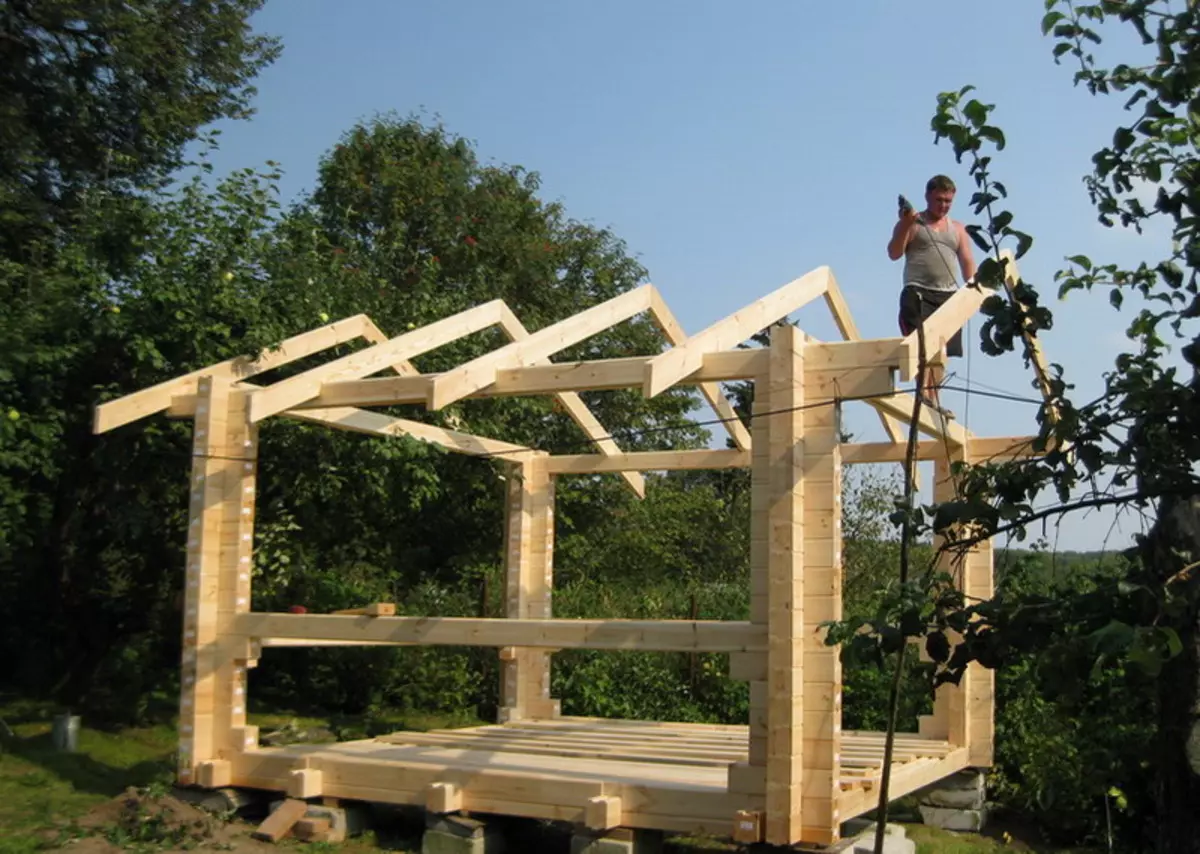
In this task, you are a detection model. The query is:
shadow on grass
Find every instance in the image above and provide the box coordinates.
[6,731,173,799]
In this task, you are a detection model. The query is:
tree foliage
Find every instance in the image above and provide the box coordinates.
[825,3,1200,849]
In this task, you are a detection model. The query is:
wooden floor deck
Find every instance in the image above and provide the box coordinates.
[230,717,969,838]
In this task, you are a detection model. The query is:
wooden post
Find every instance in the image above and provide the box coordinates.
[179,376,258,785]
[499,454,559,721]
[919,447,993,765]
[726,371,772,805]
[748,324,844,846]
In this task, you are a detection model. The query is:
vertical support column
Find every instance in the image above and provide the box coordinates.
[179,376,258,787]
[727,375,772,803]
[799,357,844,846]
[920,448,988,758]
[964,445,995,767]
[762,324,805,845]
[499,453,559,722]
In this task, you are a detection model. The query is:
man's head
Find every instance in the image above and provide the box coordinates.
[924,174,956,220]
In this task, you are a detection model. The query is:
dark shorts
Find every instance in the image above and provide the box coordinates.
[898,286,963,358]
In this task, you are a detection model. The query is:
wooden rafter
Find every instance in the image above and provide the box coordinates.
[93,313,375,434]
[646,289,752,451]
[823,270,906,443]
[286,407,534,459]
[642,266,830,398]
[495,304,645,498]
[426,286,656,410]
[166,350,770,415]
[248,300,510,423]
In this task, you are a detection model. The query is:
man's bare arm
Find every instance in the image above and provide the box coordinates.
[887,212,918,260]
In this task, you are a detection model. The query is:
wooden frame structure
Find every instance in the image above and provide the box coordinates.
[94,254,1042,847]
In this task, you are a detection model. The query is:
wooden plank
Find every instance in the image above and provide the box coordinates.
[647,289,752,450]
[93,314,372,433]
[185,349,772,415]
[238,613,767,652]
[251,797,310,842]
[904,284,989,367]
[822,271,906,443]
[644,266,830,398]
[428,286,655,410]
[496,304,644,497]
[248,300,508,423]
[546,449,750,474]
[867,389,968,446]
[286,407,534,459]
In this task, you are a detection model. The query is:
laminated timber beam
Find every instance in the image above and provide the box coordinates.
[645,290,752,451]
[427,285,656,410]
[544,435,1044,473]
[236,613,766,652]
[93,313,380,434]
[182,339,908,413]
[494,304,644,497]
[823,270,906,443]
[248,300,510,423]
[643,266,831,398]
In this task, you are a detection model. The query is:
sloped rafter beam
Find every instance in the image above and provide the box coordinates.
[93,314,378,434]
[494,304,645,497]
[997,249,1057,408]
[286,406,535,459]
[426,286,656,411]
[903,282,990,374]
[247,300,511,424]
[642,266,830,399]
[823,270,906,444]
[645,290,752,451]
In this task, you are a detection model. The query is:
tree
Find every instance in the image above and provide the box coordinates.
[0,0,281,261]
[0,0,282,715]
[828,3,1200,850]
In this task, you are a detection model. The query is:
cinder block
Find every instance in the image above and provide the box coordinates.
[570,827,663,854]
[919,805,988,832]
[423,814,505,854]
[917,769,986,810]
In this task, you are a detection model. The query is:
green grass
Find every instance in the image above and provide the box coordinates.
[0,714,176,852]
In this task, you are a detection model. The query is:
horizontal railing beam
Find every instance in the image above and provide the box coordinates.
[238,614,766,653]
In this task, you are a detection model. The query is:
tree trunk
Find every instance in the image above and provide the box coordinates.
[1143,495,1200,854]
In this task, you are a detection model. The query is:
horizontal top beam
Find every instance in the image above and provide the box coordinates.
[238,613,766,653]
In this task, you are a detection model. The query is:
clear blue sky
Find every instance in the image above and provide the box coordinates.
[204,0,1173,553]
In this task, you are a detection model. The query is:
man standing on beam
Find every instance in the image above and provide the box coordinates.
[886,174,977,415]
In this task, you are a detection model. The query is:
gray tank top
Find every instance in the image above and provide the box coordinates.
[903,217,960,292]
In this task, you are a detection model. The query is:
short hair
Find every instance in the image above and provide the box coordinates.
[926,174,956,193]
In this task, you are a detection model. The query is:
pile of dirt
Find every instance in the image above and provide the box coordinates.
[50,787,280,853]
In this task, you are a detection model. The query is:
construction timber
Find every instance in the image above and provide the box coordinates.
[94,251,1045,847]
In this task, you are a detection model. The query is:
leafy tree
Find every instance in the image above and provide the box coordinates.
[827,2,1200,850]
[0,0,282,715]
[0,0,280,259]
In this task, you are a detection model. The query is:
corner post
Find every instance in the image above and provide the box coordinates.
[179,376,258,786]
[758,324,843,846]
[499,453,559,721]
